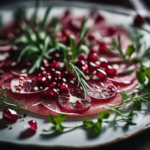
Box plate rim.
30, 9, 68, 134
0, 0, 149, 149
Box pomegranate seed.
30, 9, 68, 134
82, 64, 88, 73
36, 75, 43, 81
25, 62, 31, 66
88, 53, 98, 62
48, 88, 58, 97
53, 52, 60, 60
60, 83, 68, 92
62, 78, 67, 83
96, 69, 107, 78
43, 59, 49, 68
28, 120, 37, 130
100, 60, 108, 67
50, 62, 60, 70
49, 82, 57, 89
47, 75, 52, 82
79, 53, 85, 60
108, 27, 116, 36
42, 77, 49, 85
100, 43, 107, 52
3, 108, 18, 122
76, 101, 82, 108
134, 14, 145, 26
107, 84, 116, 91
42, 71, 47, 76
95, 15, 104, 23
106, 66, 116, 75
62, 71, 69, 78
40, 66, 45, 71
88, 34, 95, 41
50, 68, 56, 75
90, 45, 99, 54
70, 71, 75, 77
76, 60, 86, 67
88, 62, 97, 72
55, 71, 61, 78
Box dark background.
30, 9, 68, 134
0, 0, 150, 150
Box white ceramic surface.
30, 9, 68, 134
0, 1, 150, 149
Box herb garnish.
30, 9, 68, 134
0, 87, 25, 111
0, 70, 4, 75
108, 28, 150, 64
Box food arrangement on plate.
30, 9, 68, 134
0, 2, 150, 135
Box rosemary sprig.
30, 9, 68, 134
0, 87, 25, 111
108, 28, 150, 64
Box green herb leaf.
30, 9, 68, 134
98, 110, 110, 120
94, 121, 102, 134
133, 100, 141, 109
120, 91, 128, 100
126, 45, 135, 57
0, 70, 4, 75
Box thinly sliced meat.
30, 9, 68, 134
10, 76, 46, 94
41, 92, 122, 116
0, 67, 14, 89
5, 90, 54, 116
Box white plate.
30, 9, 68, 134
0, 1, 150, 149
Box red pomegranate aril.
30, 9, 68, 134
42, 71, 47, 76
82, 64, 88, 73
88, 34, 95, 41
100, 60, 108, 67
76, 101, 82, 108
106, 66, 116, 76
107, 84, 116, 91
89, 62, 97, 72
60, 83, 68, 92
53, 52, 60, 60
88, 53, 98, 62
47, 75, 52, 82
48, 88, 58, 97
95, 15, 104, 23
79, 52, 85, 60
62, 78, 67, 83
50, 68, 55, 75
49, 82, 57, 89
76, 60, 86, 67
43, 59, 49, 68
96, 69, 107, 78
62, 70, 69, 78
100, 43, 107, 52
70, 71, 75, 77
108, 27, 116, 36
90, 45, 99, 54
134, 14, 145, 26
55, 71, 61, 78
3, 108, 18, 122
28, 120, 37, 130
25, 62, 31, 66
42, 77, 49, 85
50, 62, 60, 70
36, 75, 43, 81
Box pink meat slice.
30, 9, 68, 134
41, 92, 122, 116
5, 90, 54, 116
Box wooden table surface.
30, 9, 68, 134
0, 0, 150, 150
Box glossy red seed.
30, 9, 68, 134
60, 83, 68, 92
100, 60, 108, 67
53, 52, 60, 60
42, 77, 49, 85
100, 43, 107, 52
88, 34, 95, 41
36, 75, 43, 81
28, 120, 37, 130
25, 62, 31, 66
3, 108, 18, 122
76, 60, 86, 67
76, 101, 82, 108
88, 53, 98, 62
90, 45, 99, 54
50, 62, 60, 70
96, 69, 107, 78
107, 84, 116, 91
95, 15, 104, 23
48, 88, 58, 97
108, 27, 116, 36
62, 78, 67, 83
55, 71, 61, 78
70, 71, 75, 77
47, 75, 52, 82
43, 59, 49, 68
42, 71, 47, 76
62, 70, 69, 78
79, 52, 85, 60
134, 14, 145, 26
49, 82, 57, 89
88, 62, 97, 72
106, 66, 116, 75
82, 64, 88, 73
